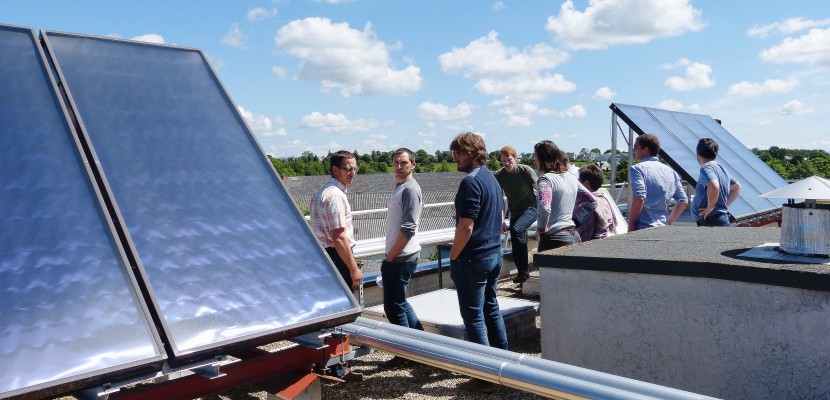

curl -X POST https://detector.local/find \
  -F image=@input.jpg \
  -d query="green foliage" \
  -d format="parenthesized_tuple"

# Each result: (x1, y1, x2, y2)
(752, 148, 830, 180)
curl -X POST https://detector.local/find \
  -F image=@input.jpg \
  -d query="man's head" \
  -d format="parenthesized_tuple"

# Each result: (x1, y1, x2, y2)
(392, 147, 416, 182)
(634, 134, 660, 160)
(534, 140, 566, 174)
(499, 146, 518, 173)
(578, 164, 604, 192)
(330, 150, 357, 185)
(562, 154, 572, 167)
(450, 132, 487, 173)
(696, 138, 719, 161)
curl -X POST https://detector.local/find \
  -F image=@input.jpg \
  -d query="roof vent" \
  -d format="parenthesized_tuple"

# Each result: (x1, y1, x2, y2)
(760, 176, 830, 257)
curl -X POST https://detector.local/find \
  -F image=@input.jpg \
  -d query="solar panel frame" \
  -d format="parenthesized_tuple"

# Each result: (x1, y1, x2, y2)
(0, 24, 165, 400)
(41, 30, 362, 365)
(610, 103, 785, 220)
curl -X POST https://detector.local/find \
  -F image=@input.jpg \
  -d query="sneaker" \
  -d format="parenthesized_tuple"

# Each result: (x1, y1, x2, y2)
(378, 356, 409, 370)
(512, 270, 530, 284)
(459, 378, 496, 394)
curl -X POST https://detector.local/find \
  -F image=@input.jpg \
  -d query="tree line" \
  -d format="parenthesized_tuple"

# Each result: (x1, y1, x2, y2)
(268, 147, 830, 181)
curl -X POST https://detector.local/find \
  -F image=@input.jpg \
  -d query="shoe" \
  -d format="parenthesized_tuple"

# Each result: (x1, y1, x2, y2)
(340, 370, 364, 382)
(459, 378, 496, 394)
(378, 356, 409, 370)
(512, 270, 530, 284)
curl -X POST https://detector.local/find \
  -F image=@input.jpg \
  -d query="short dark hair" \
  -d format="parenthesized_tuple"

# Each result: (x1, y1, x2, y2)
(329, 150, 355, 176)
(696, 138, 719, 160)
(450, 132, 488, 165)
(534, 140, 566, 174)
(392, 147, 416, 163)
(579, 164, 604, 191)
(636, 134, 660, 156)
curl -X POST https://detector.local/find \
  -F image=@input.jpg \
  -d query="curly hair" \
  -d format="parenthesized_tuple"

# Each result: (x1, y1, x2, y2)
(450, 132, 488, 165)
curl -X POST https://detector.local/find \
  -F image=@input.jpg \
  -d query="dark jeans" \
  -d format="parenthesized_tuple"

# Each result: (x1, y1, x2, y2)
(381, 260, 423, 330)
(326, 247, 352, 286)
(538, 227, 581, 252)
(450, 253, 508, 350)
(697, 212, 730, 227)
(509, 207, 537, 273)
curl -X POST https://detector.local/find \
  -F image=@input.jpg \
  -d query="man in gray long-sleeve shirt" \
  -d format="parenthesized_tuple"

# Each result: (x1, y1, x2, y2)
(379, 148, 424, 369)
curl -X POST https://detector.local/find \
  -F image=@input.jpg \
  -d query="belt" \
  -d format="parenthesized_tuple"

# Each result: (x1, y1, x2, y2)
(546, 226, 575, 236)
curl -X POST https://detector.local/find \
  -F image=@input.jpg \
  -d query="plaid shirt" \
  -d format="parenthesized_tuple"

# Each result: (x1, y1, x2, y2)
(310, 177, 354, 248)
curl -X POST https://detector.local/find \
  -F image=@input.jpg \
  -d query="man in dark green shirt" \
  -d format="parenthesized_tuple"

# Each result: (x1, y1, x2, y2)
(494, 146, 537, 284)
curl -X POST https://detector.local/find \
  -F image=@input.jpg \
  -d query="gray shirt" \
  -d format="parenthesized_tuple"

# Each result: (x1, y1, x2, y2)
(385, 178, 423, 262)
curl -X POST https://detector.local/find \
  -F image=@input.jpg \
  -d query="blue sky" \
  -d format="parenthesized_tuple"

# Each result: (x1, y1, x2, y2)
(3, 0, 829, 157)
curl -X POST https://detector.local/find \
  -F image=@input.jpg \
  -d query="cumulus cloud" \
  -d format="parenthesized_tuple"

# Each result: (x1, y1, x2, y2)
(726, 78, 799, 96)
(418, 102, 475, 121)
(275, 17, 422, 97)
(238, 106, 287, 137)
(747, 17, 830, 38)
(546, 0, 704, 50)
(655, 99, 685, 111)
(439, 30, 574, 106)
(271, 66, 289, 79)
(662, 58, 715, 91)
(131, 34, 165, 44)
(247, 7, 278, 21)
(222, 23, 246, 48)
(489, 98, 586, 126)
(760, 27, 830, 66)
(299, 111, 383, 134)
(778, 100, 813, 116)
(592, 86, 616, 100)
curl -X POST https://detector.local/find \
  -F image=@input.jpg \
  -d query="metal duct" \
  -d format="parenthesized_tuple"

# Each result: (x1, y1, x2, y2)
(341, 317, 715, 400)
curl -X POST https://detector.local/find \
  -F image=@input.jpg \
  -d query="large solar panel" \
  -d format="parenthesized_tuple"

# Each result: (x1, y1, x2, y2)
(611, 103, 787, 220)
(42, 31, 361, 363)
(0, 25, 164, 399)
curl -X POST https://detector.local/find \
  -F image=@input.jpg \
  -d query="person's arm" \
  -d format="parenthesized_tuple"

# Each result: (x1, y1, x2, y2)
(727, 181, 741, 206)
(536, 176, 552, 234)
(573, 182, 598, 226)
(331, 227, 361, 289)
(627, 196, 644, 231)
(449, 218, 474, 260)
(667, 202, 687, 225)
(699, 179, 720, 219)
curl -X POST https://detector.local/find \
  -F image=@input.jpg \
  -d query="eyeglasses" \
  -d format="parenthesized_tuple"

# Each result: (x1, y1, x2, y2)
(339, 166, 359, 173)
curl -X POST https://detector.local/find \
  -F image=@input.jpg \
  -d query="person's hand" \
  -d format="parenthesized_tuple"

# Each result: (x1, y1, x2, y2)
(350, 269, 363, 290)
(501, 221, 508, 234)
(628, 222, 637, 232)
(699, 206, 714, 219)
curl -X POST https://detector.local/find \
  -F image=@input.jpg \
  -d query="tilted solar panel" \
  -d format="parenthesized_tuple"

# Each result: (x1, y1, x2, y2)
(0, 25, 164, 399)
(42, 31, 361, 363)
(611, 103, 786, 220)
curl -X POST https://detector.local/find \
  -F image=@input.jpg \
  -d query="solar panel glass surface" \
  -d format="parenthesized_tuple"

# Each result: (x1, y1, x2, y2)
(0, 26, 163, 399)
(44, 32, 360, 360)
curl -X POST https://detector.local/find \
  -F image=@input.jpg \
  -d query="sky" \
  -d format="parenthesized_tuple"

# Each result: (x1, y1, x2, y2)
(3, 0, 829, 158)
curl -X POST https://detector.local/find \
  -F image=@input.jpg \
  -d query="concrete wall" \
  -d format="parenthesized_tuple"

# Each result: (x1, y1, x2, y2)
(540, 267, 830, 399)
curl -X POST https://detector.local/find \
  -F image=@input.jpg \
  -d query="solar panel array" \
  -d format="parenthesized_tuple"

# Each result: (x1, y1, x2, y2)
(2, 25, 360, 399)
(611, 103, 787, 220)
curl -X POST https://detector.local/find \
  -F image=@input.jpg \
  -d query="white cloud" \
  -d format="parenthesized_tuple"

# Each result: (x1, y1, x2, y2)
(418, 102, 475, 121)
(368, 134, 388, 139)
(490, 98, 585, 126)
(438, 31, 574, 101)
(417, 131, 437, 137)
(726, 78, 799, 96)
(222, 23, 246, 48)
(747, 17, 830, 38)
(655, 99, 685, 111)
(247, 7, 278, 21)
(275, 17, 422, 97)
(299, 111, 382, 133)
(778, 100, 813, 116)
(238, 106, 287, 137)
(663, 58, 715, 91)
(760, 27, 830, 66)
(546, 0, 704, 50)
(492, 1, 506, 11)
(592, 86, 616, 100)
(131, 34, 165, 44)
(271, 66, 289, 79)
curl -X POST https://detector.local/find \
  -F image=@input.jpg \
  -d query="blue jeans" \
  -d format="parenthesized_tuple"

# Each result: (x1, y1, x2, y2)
(538, 227, 581, 252)
(509, 207, 537, 272)
(450, 253, 508, 350)
(697, 212, 730, 227)
(381, 260, 423, 330)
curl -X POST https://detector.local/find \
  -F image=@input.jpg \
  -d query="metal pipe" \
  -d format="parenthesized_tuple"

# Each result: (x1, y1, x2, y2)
(342, 318, 715, 400)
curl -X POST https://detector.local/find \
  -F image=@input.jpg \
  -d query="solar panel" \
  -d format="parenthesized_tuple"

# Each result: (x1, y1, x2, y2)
(42, 31, 361, 363)
(611, 103, 786, 220)
(0, 25, 164, 399)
